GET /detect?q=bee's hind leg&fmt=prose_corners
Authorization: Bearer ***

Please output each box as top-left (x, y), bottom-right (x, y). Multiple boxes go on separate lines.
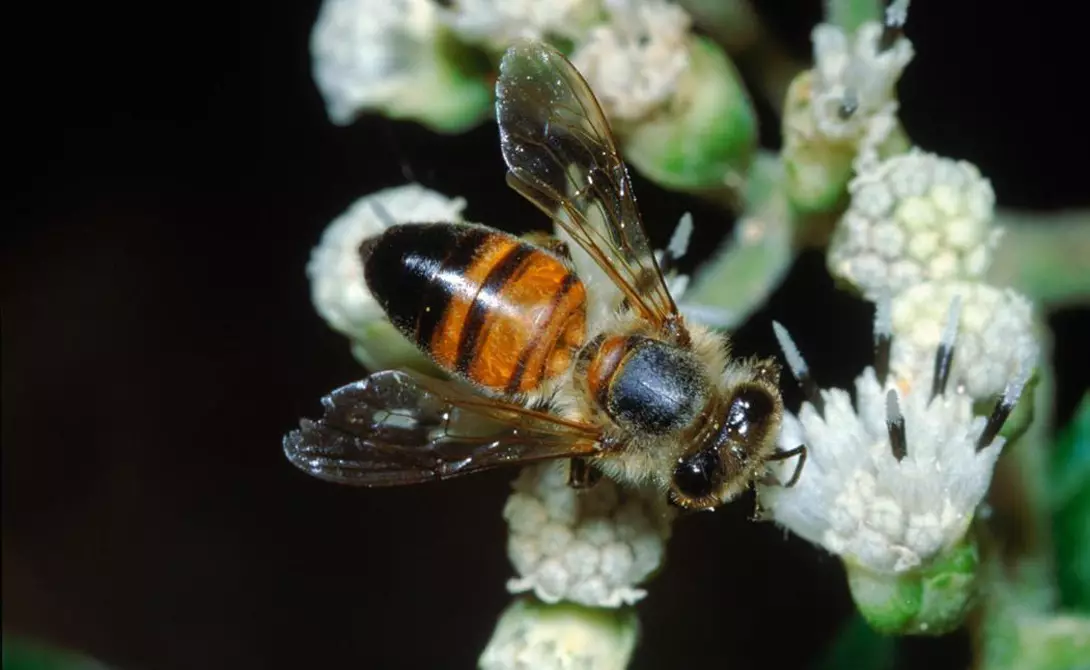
top-left (568, 457), bottom-right (602, 489)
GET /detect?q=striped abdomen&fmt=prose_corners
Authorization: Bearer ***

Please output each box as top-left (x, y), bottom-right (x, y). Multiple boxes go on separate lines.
top-left (361, 223), bottom-right (587, 395)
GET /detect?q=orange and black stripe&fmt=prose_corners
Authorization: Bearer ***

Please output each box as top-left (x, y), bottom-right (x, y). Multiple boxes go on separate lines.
top-left (362, 222), bottom-right (587, 395)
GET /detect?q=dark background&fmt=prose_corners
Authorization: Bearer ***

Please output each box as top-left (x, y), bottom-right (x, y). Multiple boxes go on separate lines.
top-left (4, 2), bottom-right (1088, 668)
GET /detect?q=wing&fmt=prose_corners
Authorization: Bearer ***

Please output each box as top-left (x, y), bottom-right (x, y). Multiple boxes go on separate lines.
top-left (283, 370), bottom-right (603, 486)
top-left (495, 41), bottom-right (683, 336)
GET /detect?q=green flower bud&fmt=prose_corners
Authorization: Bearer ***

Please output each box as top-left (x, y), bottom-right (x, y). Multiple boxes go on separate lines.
top-left (620, 36), bottom-right (757, 191)
top-left (846, 539), bottom-right (980, 635)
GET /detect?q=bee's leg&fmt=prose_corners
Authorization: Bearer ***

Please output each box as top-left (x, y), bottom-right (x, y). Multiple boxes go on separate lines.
top-left (763, 444), bottom-right (808, 488)
top-left (521, 231), bottom-right (571, 260)
top-left (749, 494), bottom-right (770, 522)
top-left (568, 457), bottom-right (602, 489)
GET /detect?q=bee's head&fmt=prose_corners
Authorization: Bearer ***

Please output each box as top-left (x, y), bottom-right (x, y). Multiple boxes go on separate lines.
top-left (668, 382), bottom-right (783, 510)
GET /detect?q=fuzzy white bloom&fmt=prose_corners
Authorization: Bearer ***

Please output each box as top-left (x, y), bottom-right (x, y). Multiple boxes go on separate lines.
top-left (761, 367), bottom-right (1010, 574)
top-left (443, 0), bottom-right (603, 50)
top-left (810, 20), bottom-right (913, 140)
top-left (311, 0), bottom-right (440, 124)
top-left (307, 184), bottom-right (467, 342)
top-left (808, 19), bottom-right (913, 170)
top-left (311, 0), bottom-right (491, 131)
top-left (891, 281), bottom-right (1039, 400)
top-left (828, 149), bottom-right (1001, 300)
top-left (504, 463), bottom-right (674, 608)
top-left (479, 598), bottom-right (639, 670)
top-left (571, 0), bottom-right (692, 122)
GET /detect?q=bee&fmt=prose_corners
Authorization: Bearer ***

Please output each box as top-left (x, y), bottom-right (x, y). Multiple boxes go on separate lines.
top-left (284, 41), bottom-right (806, 510)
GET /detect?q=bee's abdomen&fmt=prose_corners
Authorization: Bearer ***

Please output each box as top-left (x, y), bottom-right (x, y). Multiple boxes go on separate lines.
top-left (362, 223), bottom-right (587, 394)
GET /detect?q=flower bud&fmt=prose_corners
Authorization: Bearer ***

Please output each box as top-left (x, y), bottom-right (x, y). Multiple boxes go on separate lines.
top-left (829, 150), bottom-right (1001, 299)
top-left (479, 597), bottom-right (639, 670)
top-left (311, 0), bottom-right (492, 133)
top-left (505, 463), bottom-right (674, 608)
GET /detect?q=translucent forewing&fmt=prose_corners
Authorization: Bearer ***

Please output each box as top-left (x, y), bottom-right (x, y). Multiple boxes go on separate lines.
top-left (283, 370), bottom-right (602, 486)
top-left (495, 41), bottom-right (682, 335)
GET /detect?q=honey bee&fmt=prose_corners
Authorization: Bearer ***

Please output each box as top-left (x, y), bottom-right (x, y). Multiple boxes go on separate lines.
top-left (284, 41), bottom-right (806, 509)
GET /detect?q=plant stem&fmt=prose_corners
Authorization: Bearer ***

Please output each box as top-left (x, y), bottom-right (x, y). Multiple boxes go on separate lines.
top-left (681, 152), bottom-right (797, 329)
top-left (988, 210), bottom-right (1090, 309)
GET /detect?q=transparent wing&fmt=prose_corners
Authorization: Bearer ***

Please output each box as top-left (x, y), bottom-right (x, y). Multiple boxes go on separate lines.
top-left (283, 370), bottom-right (603, 486)
top-left (495, 41), bottom-right (682, 334)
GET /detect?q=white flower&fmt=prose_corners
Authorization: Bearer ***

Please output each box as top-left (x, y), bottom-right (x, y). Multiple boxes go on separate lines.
top-left (762, 305), bottom-right (1029, 575)
top-left (890, 281), bottom-right (1039, 400)
top-left (828, 149), bottom-right (1001, 300)
top-left (307, 185), bottom-right (468, 369)
top-left (504, 463), bottom-right (674, 608)
top-left (809, 19), bottom-right (913, 150)
top-left (479, 597), bottom-right (639, 670)
top-left (571, 0), bottom-right (692, 122)
top-left (311, 0), bottom-right (490, 131)
top-left (442, 0), bottom-right (603, 50)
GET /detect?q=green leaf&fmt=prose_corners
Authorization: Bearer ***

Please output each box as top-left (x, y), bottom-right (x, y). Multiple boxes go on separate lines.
top-left (1051, 392), bottom-right (1090, 612)
top-left (815, 612), bottom-right (895, 670)
top-left (1, 637), bottom-right (110, 670)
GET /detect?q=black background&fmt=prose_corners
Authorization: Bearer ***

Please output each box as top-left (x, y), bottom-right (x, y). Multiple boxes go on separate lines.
top-left (4, 2), bottom-right (1089, 668)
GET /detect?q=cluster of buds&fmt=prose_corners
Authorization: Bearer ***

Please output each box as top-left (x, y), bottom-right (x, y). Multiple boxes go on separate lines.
top-left (310, 0), bottom-right (758, 191)
top-left (828, 149), bottom-right (1002, 300)
top-left (757, 1), bottom-right (1045, 637)
top-left (762, 294), bottom-right (1033, 633)
top-left (781, 1), bottom-right (913, 213)
top-left (759, 9), bottom-right (1041, 636)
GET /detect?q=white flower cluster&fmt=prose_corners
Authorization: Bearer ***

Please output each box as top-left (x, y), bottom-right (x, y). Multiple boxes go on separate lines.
top-left (310, 0), bottom-right (441, 125)
top-left (891, 281), bottom-right (1038, 400)
top-left (828, 149), bottom-right (1002, 300)
top-left (311, 0), bottom-right (699, 132)
top-left (307, 184), bottom-right (468, 342)
top-left (763, 369), bottom-right (1010, 574)
top-left (809, 17), bottom-right (913, 162)
top-left (761, 303), bottom-right (1030, 576)
top-left (571, 0), bottom-right (693, 122)
top-left (442, 0), bottom-right (603, 50)
top-left (479, 598), bottom-right (639, 670)
top-left (504, 463), bottom-right (675, 608)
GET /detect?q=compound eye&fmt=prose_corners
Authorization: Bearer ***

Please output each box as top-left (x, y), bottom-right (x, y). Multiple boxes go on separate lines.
top-left (672, 448), bottom-right (721, 501)
top-left (725, 387), bottom-right (776, 439)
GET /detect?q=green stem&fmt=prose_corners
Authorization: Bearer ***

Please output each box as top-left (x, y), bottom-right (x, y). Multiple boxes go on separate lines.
top-left (1050, 392), bottom-right (1090, 612)
top-left (988, 210), bottom-right (1090, 309)
top-left (681, 152), bottom-right (797, 329)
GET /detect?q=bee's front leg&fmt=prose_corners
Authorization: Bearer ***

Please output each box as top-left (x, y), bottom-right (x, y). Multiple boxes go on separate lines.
top-left (567, 457), bottom-right (602, 489)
